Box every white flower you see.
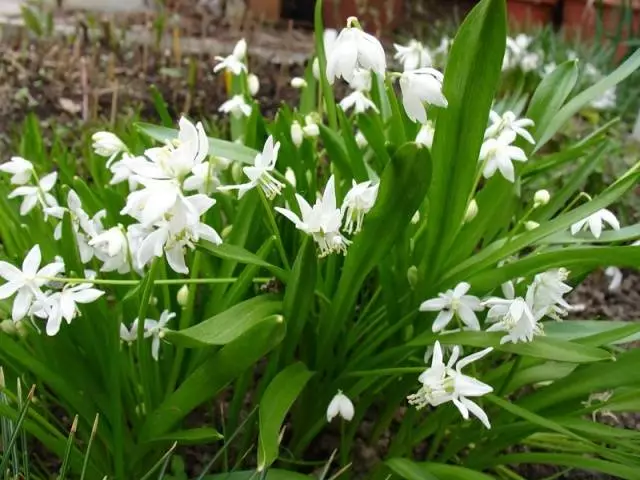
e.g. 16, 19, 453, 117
415, 122, 435, 149
570, 208, 620, 239
247, 73, 260, 96
407, 341, 493, 428
348, 68, 372, 92
485, 296, 542, 344
419, 282, 483, 332
291, 122, 304, 147
326, 17, 386, 85
89, 226, 135, 273
464, 199, 478, 223
302, 116, 320, 138
605, 266, 623, 291
218, 95, 252, 118
275, 175, 349, 257
0, 245, 65, 322
527, 268, 573, 320
218, 136, 284, 199
394, 39, 432, 71
544, 62, 557, 76
591, 87, 617, 110
312, 28, 338, 80
213, 39, 247, 75
485, 110, 535, 144
284, 168, 297, 188
0, 157, 34, 185
355, 131, 368, 148
339, 91, 378, 114
121, 178, 184, 227
341, 180, 378, 234
183, 157, 229, 195
143, 310, 176, 360
478, 131, 527, 182
177, 284, 190, 307
92, 132, 128, 159
108, 153, 139, 190
33, 283, 104, 336
119, 322, 138, 343
533, 189, 550, 208
290, 77, 308, 89
326, 390, 354, 422
399, 68, 448, 124
520, 52, 541, 72
434, 36, 451, 56
8, 171, 58, 216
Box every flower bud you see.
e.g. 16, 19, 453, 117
312, 58, 320, 80
232, 38, 247, 59
407, 265, 418, 290
302, 123, 319, 138
231, 162, 244, 184
290, 77, 308, 89
525, 221, 540, 231
149, 296, 158, 307
15, 321, 28, 339
290, 122, 303, 147
177, 285, 190, 307
221, 225, 233, 239
0, 320, 16, 336
247, 73, 260, 96
534, 189, 550, 208
355, 131, 368, 148
464, 199, 478, 223
91, 132, 127, 158
326, 390, 354, 422
285, 167, 297, 188
411, 210, 421, 224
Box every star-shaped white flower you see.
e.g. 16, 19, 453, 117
485, 296, 542, 344
8, 172, 58, 216
339, 91, 379, 114
213, 38, 248, 75
478, 131, 527, 182
399, 68, 448, 124
218, 136, 284, 199
218, 95, 252, 118
134, 310, 176, 360
326, 17, 386, 85
485, 110, 535, 144
0, 157, 34, 185
394, 39, 432, 71
419, 282, 483, 332
0, 245, 65, 322
570, 208, 620, 239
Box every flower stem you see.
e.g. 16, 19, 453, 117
37, 276, 271, 286
136, 259, 160, 412
258, 189, 291, 270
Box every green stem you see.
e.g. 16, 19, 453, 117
258, 189, 291, 270
37, 276, 271, 286
136, 259, 160, 415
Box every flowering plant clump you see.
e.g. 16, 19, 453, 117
1, 0, 640, 478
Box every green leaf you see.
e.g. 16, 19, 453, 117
321, 143, 431, 358
60, 210, 84, 276
386, 458, 495, 480
542, 223, 640, 244
535, 48, 640, 150
419, 0, 506, 286
318, 124, 354, 179
151, 427, 223, 445
545, 320, 640, 346
257, 363, 314, 471
313, 0, 337, 130
140, 315, 285, 439
204, 470, 311, 480
165, 296, 282, 348
149, 85, 173, 127
527, 60, 579, 144
409, 331, 612, 363
135, 122, 258, 165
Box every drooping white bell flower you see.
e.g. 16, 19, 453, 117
485, 110, 535, 144
326, 17, 386, 85
213, 38, 248, 75
526, 268, 573, 320
570, 208, 620, 239
32, 283, 104, 336
312, 28, 338, 80
275, 175, 349, 257
302, 115, 320, 138
419, 282, 483, 332
394, 39, 432, 71
605, 266, 623, 291
520, 52, 541, 72
8, 172, 58, 216
0, 245, 65, 322
326, 390, 355, 422
91, 132, 128, 160
218, 95, 252, 118
339, 91, 379, 114
408, 341, 494, 428
478, 131, 527, 182
415, 122, 435, 149
399, 68, 448, 124
0, 157, 34, 185
484, 296, 542, 344
341, 180, 379, 234
218, 136, 284, 199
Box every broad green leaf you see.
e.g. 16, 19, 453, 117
135, 122, 258, 165
542, 223, 640, 244
149, 85, 173, 127
386, 458, 494, 480
409, 331, 612, 363
257, 363, 314, 471
357, 112, 391, 169
320, 143, 431, 358
535, 48, 640, 149
419, 0, 506, 287
164, 296, 282, 348
337, 108, 368, 180
318, 124, 354, 179
313, 0, 337, 130
205, 470, 311, 480
545, 321, 640, 346
198, 240, 288, 282
150, 428, 223, 445
140, 315, 285, 439
557, 418, 640, 440
60, 210, 84, 276
527, 60, 579, 143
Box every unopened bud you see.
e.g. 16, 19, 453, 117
534, 189, 550, 208
231, 162, 244, 184
15, 321, 28, 339
291, 122, 303, 147
291, 77, 308, 89
177, 285, 190, 307
407, 265, 418, 290
312, 58, 320, 80
464, 199, 478, 223
149, 296, 158, 307
355, 131, 368, 148
247, 73, 260, 96
525, 221, 540, 231
411, 210, 420, 225
302, 123, 319, 138
285, 167, 297, 188
221, 224, 233, 239
0, 320, 17, 336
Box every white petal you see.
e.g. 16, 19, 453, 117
46, 313, 63, 336
432, 309, 454, 332
22, 245, 41, 276
457, 304, 480, 331
460, 397, 491, 429
166, 245, 189, 275
12, 288, 33, 322
0, 281, 20, 299
72, 288, 104, 303
0, 262, 23, 282
419, 297, 448, 311
599, 209, 620, 231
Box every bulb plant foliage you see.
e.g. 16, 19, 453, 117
1, 0, 640, 478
